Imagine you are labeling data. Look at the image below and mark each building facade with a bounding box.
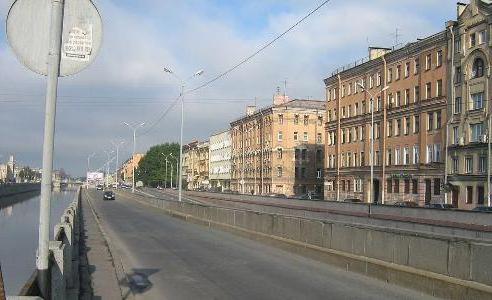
[230,97,325,197]
[182,141,210,190]
[446,1,492,208]
[121,153,144,184]
[324,32,448,205]
[209,130,232,191]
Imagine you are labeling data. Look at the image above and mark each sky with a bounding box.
[0,0,458,176]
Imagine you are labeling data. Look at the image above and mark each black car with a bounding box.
[472,206,492,212]
[103,191,115,200]
[425,203,454,209]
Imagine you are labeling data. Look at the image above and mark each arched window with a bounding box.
[472,58,484,78]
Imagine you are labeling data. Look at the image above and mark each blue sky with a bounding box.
[0,0,459,175]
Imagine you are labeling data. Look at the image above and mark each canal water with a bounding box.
[0,188,77,295]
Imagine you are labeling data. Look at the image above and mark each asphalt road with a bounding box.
[84,189,438,300]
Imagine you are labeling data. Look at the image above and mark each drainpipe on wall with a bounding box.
[445,25,455,205]
[337,74,342,201]
[381,55,388,205]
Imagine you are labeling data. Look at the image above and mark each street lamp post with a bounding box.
[123,122,145,193]
[104,150,114,188]
[161,152,169,188]
[111,140,125,186]
[169,153,177,189]
[86,152,95,187]
[163,67,204,202]
[357,83,389,204]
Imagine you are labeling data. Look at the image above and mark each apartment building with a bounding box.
[446,1,492,208]
[324,32,448,205]
[230,96,325,197]
[209,130,232,191]
[121,153,144,184]
[183,141,210,190]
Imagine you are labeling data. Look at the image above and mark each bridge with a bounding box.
[2,186,492,299]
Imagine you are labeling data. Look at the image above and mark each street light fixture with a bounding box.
[123,122,145,192]
[163,66,204,202]
[356,82,389,204]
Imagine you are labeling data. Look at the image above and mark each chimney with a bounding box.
[246,105,256,116]
[457,2,467,18]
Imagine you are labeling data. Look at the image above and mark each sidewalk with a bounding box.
[79,195,123,299]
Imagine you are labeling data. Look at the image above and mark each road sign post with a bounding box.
[6,0,102,297]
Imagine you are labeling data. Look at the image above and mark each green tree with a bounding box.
[135,143,180,187]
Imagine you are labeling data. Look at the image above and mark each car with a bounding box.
[96,185,103,190]
[294,193,322,200]
[425,203,454,209]
[393,201,418,207]
[344,198,362,203]
[472,206,492,212]
[112,183,118,189]
[267,193,287,198]
[103,191,115,200]
[156,186,163,190]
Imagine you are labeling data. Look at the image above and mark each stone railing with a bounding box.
[15,188,81,300]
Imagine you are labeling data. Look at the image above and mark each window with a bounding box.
[278,131,283,141]
[466,186,473,204]
[478,186,485,205]
[470,32,476,47]
[404,179,410,194]
[479,156,486,173]
[404,117,410,135]
[412,179,418,194]
[361,101,366,114]
[436,80,443,97]
[436,50,443,67]
[387,179,393,194]
[376,97,381,111]
[278,114,284,125]
[414,58,420,74]
[414,86,420,102]
[316,149,323,162]
[277,148,283,159]
[472,58,484,78]
[294,115,299,124]
[388,68,393,82]
[396,65,401,80]
[465,157,473,174]
[317,133,322,144]
[456,37,461,53]
[405,62,410,77]
[394,179,400,193]
[395,148,401,165]
[354,179,362,192]
[427,112,434,131]
[301,167,306,178]
[347,105,351,118]
[387,148,393,165]
[470,123,484,143]
[303,115,309,125]
[360,151,365,166]
[426,145,433,163]
[470,92,484,110]
[404,89,410,106]
[341,106,346,118]
[452,157,459,173]
[434,178,441,195]
[301,149,307,160]
[454,97,462,114]
[342,129,346,144]
[403,147,409,165]
[369,75,374,88]
[295,149,300,160]
[455,66,462,83]
[396,91,401,107]
[414,115,420,133]
[317,116,323,126]
[317,169,322,179]
[425,82,432,99]
[436,111,442,129]
[375,151,380,166]
[277,166,283,177]
[376,72,381,86]
[354,103,359,116]
[303,132,308,141]
[387,93,393,109]
[478,30,486,44]
[387,120,393,137]
[294,131,298,141]
[396,119,401,136]
[425,54,431,70]
[453,126,459,145]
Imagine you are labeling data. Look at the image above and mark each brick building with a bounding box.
[230,95,325,197]
[324,32,448,205]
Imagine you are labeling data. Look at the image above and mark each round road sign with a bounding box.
[6,0,103,77]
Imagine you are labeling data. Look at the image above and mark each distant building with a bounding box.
[0,164,7,183]
[209,130,232,191]
[230,96,325,197]
[121,153,144,184]
[182,141,210,190]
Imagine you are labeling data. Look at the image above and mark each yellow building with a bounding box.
[120,153,144,184]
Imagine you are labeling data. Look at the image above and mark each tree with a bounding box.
[135,143,180,187]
